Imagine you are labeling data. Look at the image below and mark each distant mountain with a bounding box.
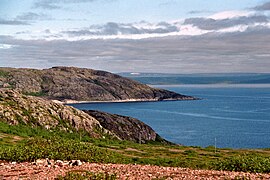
[119,73,270,85]
[0,67,195,102]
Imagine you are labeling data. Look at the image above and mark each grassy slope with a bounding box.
[1,121,270,173]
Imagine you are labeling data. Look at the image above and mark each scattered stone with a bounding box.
[46,158,51,165]
[69,160,82,166]
[1,162,270,179]
[55,160,64,167]
[35,159,47,166]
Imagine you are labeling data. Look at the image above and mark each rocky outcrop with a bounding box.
[0,89,169,143]
[83,110,171,144]
[0,67,195,102]
[0,89,111,138]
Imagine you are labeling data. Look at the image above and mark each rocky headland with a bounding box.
[0,66,196,103]
[84,110,171,144]
[0,89,168,143]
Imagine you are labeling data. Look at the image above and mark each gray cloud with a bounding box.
[63,22,179,36]
[1,28,270,73]
[33,0,99,9]
[16,12,52,21]
[0,19,30,25]
[0,12,51,26]
[188,10,213,15]
[184,15,269,30]
[253,2,270,11]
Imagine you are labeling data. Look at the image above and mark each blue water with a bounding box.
[70,85,270,149]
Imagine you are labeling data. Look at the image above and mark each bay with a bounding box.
[70,85,270,149]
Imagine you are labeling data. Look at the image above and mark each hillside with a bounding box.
[0,89,166,143]
[0,67,195,102]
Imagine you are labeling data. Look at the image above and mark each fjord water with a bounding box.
[71,85,270,149]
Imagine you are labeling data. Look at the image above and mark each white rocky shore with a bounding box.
[1,160,270,180]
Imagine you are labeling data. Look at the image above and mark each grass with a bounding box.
[0,121,270,173]
[22,91,47,97]
[0,70,9,77]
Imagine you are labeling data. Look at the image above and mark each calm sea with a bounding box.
[70,85,270,149]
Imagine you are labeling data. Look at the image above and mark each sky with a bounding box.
[0,0,270,73]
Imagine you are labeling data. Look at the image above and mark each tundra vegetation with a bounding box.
[1,121,270,175]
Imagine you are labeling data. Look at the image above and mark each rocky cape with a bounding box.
[0,89,168,143]
[84,110,172,144]
[0,67,196,102]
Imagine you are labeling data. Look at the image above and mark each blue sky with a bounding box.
[0,0,270,73]
[0,0,267,36]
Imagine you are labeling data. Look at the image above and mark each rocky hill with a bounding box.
[0,67,195,102]
[0,89,167,143]
[84,110,171,144]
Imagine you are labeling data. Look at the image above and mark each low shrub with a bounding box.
[214,154,270,173]
[0,137,127,163]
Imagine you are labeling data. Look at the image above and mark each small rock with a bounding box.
[35,159,47,165]
[69,160,82,166]
[11,162,16,165]
[46,158,51,165]
[55,160,64,167]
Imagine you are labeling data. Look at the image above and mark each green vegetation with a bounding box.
[214,154,270,173]
[0,70,9,77]
[23,91,47,97]
[0,137,125,163]
[1,121,270,173]
[56,171,117,180]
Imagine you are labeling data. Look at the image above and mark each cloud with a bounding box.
[16,12,52,21]
[183,15,269,30]
[0,19,30,25]
[33,0,98,9]
[253,2,270,11]
[0,44,16,49]
[1,28,270,73]
[208,11,252,20]
[63,22,180,37]
[0,12,50,26]
[188,10,213,15]
[11,14,270,41]
[33,0,61,9]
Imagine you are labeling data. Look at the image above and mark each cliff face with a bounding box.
[84,110,162,143]
[0,67,195,102]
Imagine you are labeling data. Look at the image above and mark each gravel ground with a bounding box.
[1,161,270,180]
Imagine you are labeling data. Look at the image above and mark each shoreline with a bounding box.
[151,83,270,88]
[52,97,198,105]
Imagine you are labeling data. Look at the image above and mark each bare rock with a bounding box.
[84,110,172,144]
[0,89,115,138]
